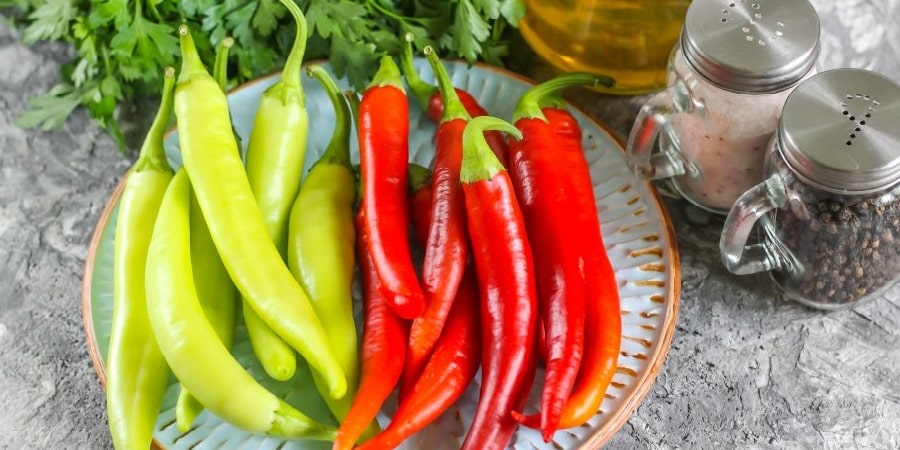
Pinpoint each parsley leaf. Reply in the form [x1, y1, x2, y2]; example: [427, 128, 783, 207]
[110, 12, 178, 82]
[253, 0, 286, 37]
[452, 0, 491, 62]
[470, 0, 501, 20]
[10, 0, 525, 152]
[499, 0, 526, 25]
[21, 0, 76, 42]
[330, 30, 380, 88]
[87, 0, 130, 30]
[14, 83, 83, 131]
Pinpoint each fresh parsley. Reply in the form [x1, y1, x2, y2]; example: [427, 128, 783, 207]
[6, 0, 526, 152]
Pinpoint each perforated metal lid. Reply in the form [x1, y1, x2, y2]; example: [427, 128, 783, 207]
[682, 0, 820, 93]
[778, 68, 900, 194]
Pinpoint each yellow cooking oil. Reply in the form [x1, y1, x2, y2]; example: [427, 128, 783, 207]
[520, 0, 690, 94]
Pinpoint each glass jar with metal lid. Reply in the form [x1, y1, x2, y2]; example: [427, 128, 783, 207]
[625, 0, 821, 214]
[720, 68, 900, 310]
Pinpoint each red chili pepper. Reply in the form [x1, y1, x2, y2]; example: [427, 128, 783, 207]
[505, 79, 591, 442]
[548, 102, 623, 429]
[400, 33, 508, 165]
[399, 48, 474, 396]
[356, 164, 481, 450]
[457, 116, 537, 450]
[503, 73, 612, 441]
[512, 80, 622, 432]
[332, 212, 408, 450]
[358, 55, 425, 320]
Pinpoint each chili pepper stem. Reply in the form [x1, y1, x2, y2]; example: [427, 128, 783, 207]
[400, 32, 437, 109]
[513, 72, 615, 122]
[306, 65, 352, 169]
[423, 46, 469, 122]
[133, 66, 175, 173]
[176, 26, 208, 84]
[213, 37, 234, 91]
[344, 90, 360, 123]
[271, 0, 307, 93]
[460, 116, 521, 183]
[367, 55, 405, 91]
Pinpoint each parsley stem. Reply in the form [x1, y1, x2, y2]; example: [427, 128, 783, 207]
[101, 44, 113, 80]
[147, 0, 164, 22]
[133, 0, 143, 20]
[364, 0, 428, 25]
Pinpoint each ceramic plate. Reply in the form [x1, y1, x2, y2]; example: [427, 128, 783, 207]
[82, 60, 681, 449]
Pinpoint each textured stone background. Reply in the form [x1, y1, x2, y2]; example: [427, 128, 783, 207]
[1, 1, 899, 449]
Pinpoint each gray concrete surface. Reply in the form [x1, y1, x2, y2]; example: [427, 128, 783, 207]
[1, 1, 899, 449]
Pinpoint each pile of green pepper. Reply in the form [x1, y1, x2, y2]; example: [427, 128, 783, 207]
[106, 2, 623, 448]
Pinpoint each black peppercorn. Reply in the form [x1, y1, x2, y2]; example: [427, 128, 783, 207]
[769, 155, 900, 306]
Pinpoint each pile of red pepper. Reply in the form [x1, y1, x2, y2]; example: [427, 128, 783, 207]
[336, 36, 623, 449]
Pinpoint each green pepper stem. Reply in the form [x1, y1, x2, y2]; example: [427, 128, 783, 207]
[460, 116, 522, 184]
[513, 72, 615, 122]
[307, 65, 351, 168]
[424, 45, 469, 122]
[367, 55, 405, 92]
[344, 91, 360, 128]
[537, 93, 569, 111]
[134, 66, 175, 173]
[276, 0, 308, 89]
[400, 32, 437, 110]
[177, 25, 210, 83]
[213, 37, 234, 92]
[407, 163, 433, 193]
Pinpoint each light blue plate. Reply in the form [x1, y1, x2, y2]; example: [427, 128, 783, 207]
[83, 59, 681, 449]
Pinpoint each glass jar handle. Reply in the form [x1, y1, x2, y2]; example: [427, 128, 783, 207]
[719, 174, 792, 275]
[625, 79, 700, 180]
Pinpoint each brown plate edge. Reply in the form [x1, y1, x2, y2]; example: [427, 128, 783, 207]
[81, 174, 126, 388]
[80, 61, 683, 450]
[579, 184, 682, 450]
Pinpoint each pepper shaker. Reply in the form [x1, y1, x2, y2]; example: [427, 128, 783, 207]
[625, 0, 821, 213]
[720, 68, 900, 310]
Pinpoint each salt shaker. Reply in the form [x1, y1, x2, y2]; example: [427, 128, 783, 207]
[625, 0, 821, 213]
[720, 68, 900, 310]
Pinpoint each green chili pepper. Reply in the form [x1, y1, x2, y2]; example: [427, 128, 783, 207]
[145, 169, 336, 440]
[239, 0, 314, 383]
[174, 36, 239, 432]
[287, 65, 377, 437]
[244, 0, 309, 252]
[105, 66, 175, 450]
[242, 303, 297, 380]
[173, 25, 347, 398]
